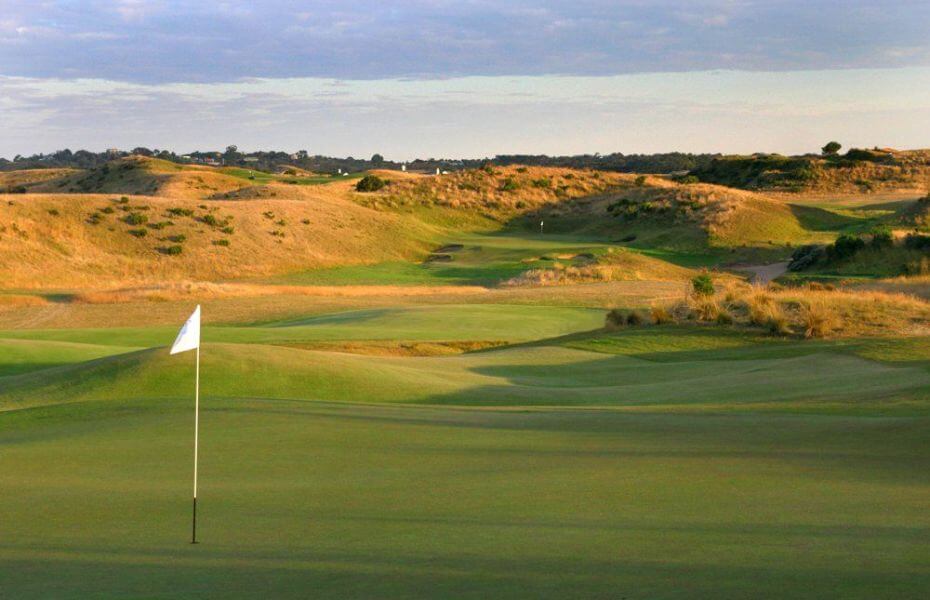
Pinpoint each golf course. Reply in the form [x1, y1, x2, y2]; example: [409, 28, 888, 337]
[2, 155, 930, 598]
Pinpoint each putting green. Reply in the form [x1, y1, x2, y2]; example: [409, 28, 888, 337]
[1, 400, 928, 598]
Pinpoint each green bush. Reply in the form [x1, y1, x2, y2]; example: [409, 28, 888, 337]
[161, 245, 183, 255]
[221, 226, 235, 234]
[167, 207, 194, 217]
[124, 212, 148, 226]
[355, 175, 386, 192]
[500, 177, 519, 192]
[47, 209, 59, 216]
[606, 309, 649, 329]
[827, 234, 865, 261]
[870, 226, 893, 249]
[128, 228, 147, 238]
[691, 273, 715, 296]
[531, 177, 551, 189]
[212, 239, 230, 247]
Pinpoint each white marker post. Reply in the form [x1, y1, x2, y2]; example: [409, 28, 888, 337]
[170, 305, 202, 544]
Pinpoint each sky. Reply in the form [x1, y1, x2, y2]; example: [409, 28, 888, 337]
[1, 0, 929, 159]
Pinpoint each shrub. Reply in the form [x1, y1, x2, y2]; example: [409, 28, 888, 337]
[531, 177, 551, 189]
[117, 197, 130, 204]
[606, 309, 648, 329]
[691, 273, 715, 296]
[212, 239, 230, 247]
[200, 214, 219, 227]
[500, 177, 519, 192]
[221, 226, 235, 234]
[904, 233, 930, 250]
[355, 174, 386, 192]
[149, 221, 170, 230]
[161, 245, 183, 255]
[516, 167, 527, 173]
[827, 234, 865, 261]
[87, 212, 103, 225]
[124, 212, 148, 226]
[677, 175, 700, 184]
[650, 305, 672, 324]
[870, 226, 893, 249]
[822, 141, 842, 155]
[802, 302, 840, 338]
[788, 244, 825, 271]
[167, 207, 194, 217]
[100, 206, 115, 214]
[168, 234, 186, 243]
[128, 228, 147, 237]
[634, 175, 647, 187]
[691, 297, 721, 322]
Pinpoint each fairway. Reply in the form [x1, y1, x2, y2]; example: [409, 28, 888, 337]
[2, 305, 930, 598]
[2, 399, 928, 599]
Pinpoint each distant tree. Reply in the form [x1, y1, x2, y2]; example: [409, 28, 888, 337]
[371, 153, 384, 165]
[132, 147, 153, 156]
[355, 174, 386, 192]
[225, 145, 238, 154]
[821, 141, 842, 156]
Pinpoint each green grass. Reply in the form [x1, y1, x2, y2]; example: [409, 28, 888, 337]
[281, 233, 622, 286]
[3, 308, 930, 597]
[0, 305, 606, 348]
[220, 167, 364, 186]
[1, 398, 928, 598]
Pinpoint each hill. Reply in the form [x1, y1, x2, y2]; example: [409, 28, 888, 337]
[32, 156, 251, 199]
[691, 149, 930, 193]
[0, 168, 80, 192]
[0, 187, 448, 288]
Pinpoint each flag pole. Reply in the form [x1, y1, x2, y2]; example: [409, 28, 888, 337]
[192, 344, 200, 544]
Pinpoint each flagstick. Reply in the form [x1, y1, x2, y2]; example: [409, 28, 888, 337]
[192, 345, 200, 544]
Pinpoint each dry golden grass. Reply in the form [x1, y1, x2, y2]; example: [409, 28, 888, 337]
[0, 168, 79, 189]
[72, 282, 488, 304]
[0, 186, 444, 288]
[664, 280, 930, 337]
[0, 295, 49, 309]
[504, 248, 694, 287]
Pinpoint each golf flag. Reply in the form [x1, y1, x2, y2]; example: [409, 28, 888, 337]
[170, 305, 202, 544]
[170, 305, 200, 355]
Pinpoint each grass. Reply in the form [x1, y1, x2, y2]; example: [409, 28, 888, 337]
[2, 302, 930, 598]
[220, 167, 365, 186]
[2, 400, 927, 599]
[4, 162, 930, 597]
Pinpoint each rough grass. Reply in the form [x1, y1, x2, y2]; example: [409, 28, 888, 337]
[662, 281, 930, 338]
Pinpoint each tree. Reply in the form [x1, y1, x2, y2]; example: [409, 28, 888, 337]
[821, 141, 841, 156]
[355, 174, 385, 192]
[225, 145, 238, 155]
[371, 153, 384, 165]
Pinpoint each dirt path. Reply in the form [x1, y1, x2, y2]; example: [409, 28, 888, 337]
[737, 262, 790, 284]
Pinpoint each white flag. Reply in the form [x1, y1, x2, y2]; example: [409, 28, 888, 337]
[170, 305, 201, 355]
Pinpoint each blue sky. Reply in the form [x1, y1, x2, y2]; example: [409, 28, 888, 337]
[1, 1, 929, 158]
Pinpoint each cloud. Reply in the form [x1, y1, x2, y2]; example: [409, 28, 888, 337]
[0, 1, 928, 83]
[3, 68, 930, 158]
